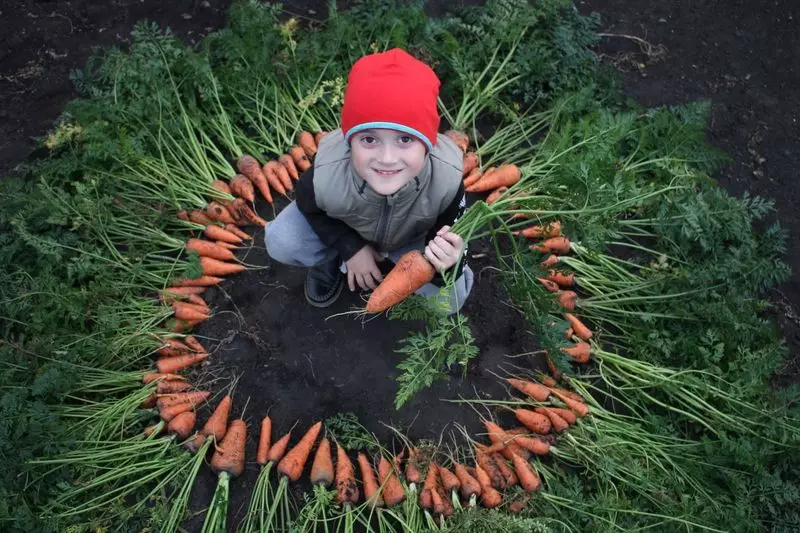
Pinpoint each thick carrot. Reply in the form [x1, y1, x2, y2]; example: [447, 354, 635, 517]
[172, 301, 210, 322]
[228, 198, 267, 227]
[466, 164, 520, 192]
[491, 452, 517, 486]
[483, 421, 529, 461]
[298, 131, 317, 158]
[548, 270, 574, 287]
[206, 201, 237, 225]
[366, 250, 435, 313]
[310, 437, 334, 487]
[200, 256, 246, 276]
[189, 210, 214, 226]
[562, 341, 591, 363]
[405, 448, 422, 484]
[156, 391, 210, 409]
[534, 407, 569, 432]
[474, 465, 502, 508]
[531, 237, 571, 254]
[142, 372, 185, 384]
[510, 452, 541, 493]
[514, 409, 552, 434]
[237, 155, 274, 204]
[268, 160, 293, 192]
[159, 401, 197, 422]
[557, 290, 578, 310]
[541, 254, 560, 268]
[256, 416, 272, 465]
[278, 421, 322, 481]
[266, 429, 292, 464]
[230, 174, 256, 203]
[444, 130, 470, 153]
[156, 352, 208, 374]
[262, 161, 288, 196]
[564, 313, 592, 340]
[314, 131, 328, 147]
[289, 145, 311, 172]
[506, 378, 551, 402]
[453, 462, 481, 498]
[211, 419, 247, 477]
[336, 444, 359, 504]
[486, 186, 508, 205]
[155, 338, 193, 358]
[549, 388, 590, 417]
[430, 486, 446, 516]
[167, 411, 196, 440]
[186, 238, 236, 262]
[419, 462, 438, 509]
[279, 154, 299, 180]
[437, 464, 461, 494]
[500, 432, 551, 456]
[475, 445, 505, 490]
[463, 167, 485, 187]
[538, 277, 559, 292]
[377, 455, 405, 507]
[201, 395, 232, 443]
[204, 224, 243, 244]
[161, 286, 206, 297]
[549, 407, 578, 426]
[514, 221, 562, 239]
[549, 385, 586, 404]
[462, 151, 479, 176]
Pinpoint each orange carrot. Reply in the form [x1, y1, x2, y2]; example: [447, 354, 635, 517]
[261, 162, 287, 196]
[430, 486, 446, 516]
[541, 254, 560, 268]
[510, 452, 541, 493]
[172, 301, 210, 322]
[159, 401, 197, 422]
[462, 151, 479, 176]
[268, 160, 293, 192]
[514, 221, 562, 239]
[156, 380, 192, 394]
[549, 387, 590, 418]
[298, 131, 317, 158]
[336, 444, 359, 504]
[183, 335, 204, 352]
[557, 290, 578, 310]
[562, 341, 591, 363]
[483, 421, 529, 461]
[564, 313, 592, 340]
[156, 391, 210, 410]
[202, 395, 232, 442]
[485, 186, 508, 205]
[211, 419, 247, 477]
[228, 198, 267, 227]
[142, 372, 185, 384]
[211, 179, 232, 200]
[156, 338, 193, 358]
[215, 240, 239, 250]
[160, 286, 206, 297]
[156, 352, 208, 374]
[230, 174, 256, 203]
[531, 237, 571, 254]
[453, 462, 481, 499]
[475, 445, 505, 490]
[538, 277, 559, 292]
[238, 155, 274, 204]
[200, 256, 246, 277]
[463, 167, 485, 188]
[534, 407, 569, 432]
[539, 375, 558, 388]
[491, 452, 517, 486]
[546, 354, 563, 381]
[549, 407, 578, 426]
[256, 416, 272, 465]
[514, 409, 552, 434]
[466, 164, 520, 192]
[314, 131, 328, 147]
[548, 270, 574, 287]
[167, 411, 196, 440]
[189, 210, 214, 226]
[474, 465, 502, 508]
[500, 432, 551, 456]
[506, 378, 551, 402]
[310, 437, 334, 487]
[377, 455, 405, 507]
[366, 250, 435, 313]
[419, 462, 438, 509]
[177, 210, 189, 221]
[206, 201, 237, 225]
[549, 385, 586, 404]
[204, 224, 243, 244]
[175, 275, 224, 288]
[279, 154, 299, 180]
[508, 494, 532, 514]
[437, 464, 461, 494]
[289, 146, 311, 172]
[405, 448, 422, 484]
[224, 223, 251, 241]
[444, 130, 470, 153]
[164, 318, 204, 333]
[187, 238, 236, 262]
[266, 429, 292, 464]
[278, 421, 322, 481]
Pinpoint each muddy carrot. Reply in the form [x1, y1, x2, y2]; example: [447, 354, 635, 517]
[534, 407, 569, 432]
[538, 277, 559, 292]
[508, 494, 532, 514]
[444, 130, 470, 153]
[189, 210, 214, 226]
[289, 146, 311, 172]
[514, 221, 562, 239]
[531, 237, 571, 254]
[562, 341, 591, 363]
[419, 462, 438, 509]
[491, 452, 517, 486]
[549, 388, 590, 417]
[548, 270, 574, 287]
[206, 201, 237, 225]
[466, 164, 520, 192]
[483, 420, 529, 461]
[156, 352, 208, 374]
[155, 338, 193, 358]
[366, 250, 435, 313]
[437, 464, 461, 494]
[557, 290, 578, 310]
[462, 151, 479, 176]
[514, 409, 552, 434]
[486, 186, 508, 205]
[237, 155, 273, 204]
[474, 465, 502, 508]
[405, 448, 422, 485]
[453, 462, 481, 499]
[378, 455, 405, 507]
[200, 256, 246, 276]
[336, 444, 359, 504]
[156, 391, 210, 410]
[279, 154, 299, 180]
[310, 437, 334, 487]
[430, 486, 446, 516]
[564, 313, 592, 340]
[510, 452, 541, 493]
[506, 378, 551, 401]
[211, 419, 247, 477]
[475, 445, 505, 490]
[228, 198, 267, 227]
[278, 421, 322, 481]
[167, 411, 196, 440]
[229, 174, 256, 203]
[263, 161, 291, 195]
[298, 131, 318, 158]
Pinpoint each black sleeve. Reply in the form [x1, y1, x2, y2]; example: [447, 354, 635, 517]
[425, 181, 467, 286]
[295, 166, 367, 262]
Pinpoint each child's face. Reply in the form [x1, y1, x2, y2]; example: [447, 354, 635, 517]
[349, 128, 427, 196]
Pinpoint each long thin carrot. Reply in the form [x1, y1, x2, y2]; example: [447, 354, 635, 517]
[310, 437, 334, 487]
[510, 452, 541, 493]
[256, 416, 272, 465]
[531, 237, 571, 254]
[453, 462, 481, 499]
[437, 464, 460, 494]
[266, 429, 292, 464]
[534, 407, 569, 432]
[204, 224, 243, 244]
[279, 154, 299, 180]
[466, 164, 520, 192]
[172, 301, 210, 322]
[167, 411, 196, 440]
[474, 465, 502, 508]
[564, 313, 593, 340]
[175, 275, 224, 287]
[211, 419, 247, 477]
[200, 256, 246, 276]
[430, 486, 446, 516]
[336, 444, 359, 504]
[278, 421, 322, 481]
[206, 201, 237, 225]
[549, 387, 590, 417]
[298, 131, 318, 158]
[419, 462, 438, 509]
[230, 174, 256, 203]
[506, 378, 551, 402]
[377, 455, 405, 507]
[462, 151, 479, 176]
[156, 352, 208, 374]
[491, 452, 517, 486]
[186, 239, 236, 262]
[366, 250, 435, 313]
[514, 409, 552, 434]
[562, 341, 591, 363]
[289, 146, 311, 172]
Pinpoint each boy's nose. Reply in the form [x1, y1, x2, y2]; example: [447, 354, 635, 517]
[376, 145, 398, 164]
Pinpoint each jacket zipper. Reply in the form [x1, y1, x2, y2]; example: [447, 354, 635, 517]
[374, 197, 393, 250]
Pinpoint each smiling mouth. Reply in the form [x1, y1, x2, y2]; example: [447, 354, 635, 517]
[373, 168, 403, 176]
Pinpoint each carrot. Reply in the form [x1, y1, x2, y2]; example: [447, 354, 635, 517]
[229, 174, 256, 203]
[419, 462, 438, 509]
[142, 372, 185, 384]
[514, 409, 552, 434]
[256, 416, 272, 465]
[140, 392, 157, 409]
[500, 432, 551, 456]
[224, 223, 251, 241]
[548, 407, 578, 426]
[366, 250, 435, 313]
[405, 448, 422, 484]
[228, 198, 268, 227]
[462, 151, 479, 176]
[564, 313, 593, 341]
[172, 301, 210, 322]
[186, 238, 236, 262]
[204, 224, 243, 244]
[189, 210, 214, 226]
[156, 380, 192, 394]
[475, 445, 505, 490]
[202, 395, 232, 442]
[206, 201, 237, 225]
[548, 270, 574, 287]
[506, 378, 551, 402]
[156, 352, 208, 374]
[430, 485, 446, 516]
[377, 455, 405, 507]
[437, 464, 460, 494]
[183, 335, 204, 352]
[157, 391, 210, 410]
[279, 154, 299, 180]
[298, 131, 318, 158]
[237, 154, 274, 204]
[314, 131, 328, 147]
[531, 237, 571, 254]
[266, 429, 292, 464]
[289, 145, 311, 172]
[268, 160, 293, 192]
[538, 277, 559, 292]
[508, 494, 532, 514]
[278, 421, 322, 481]
[557, 290, 578, 310]
[546, 354, 563, 381]
[453, 462, 481, 499]
[539, 375, 558, 388]
[215, 240, 239, 250]
[177, 210, 189, 221]
[534, 407, 569, 432]
[444, 130, 470, 153]
[167, 411, 196, 440]
[562, 341, 591, 363]
[161, 286, 206, 297]
[514, 221, 562, 239]
[165, 318, 204, 333]
[541, 254, 560, 268]
[310, 437, 334, 487]
[144, 423, 164, 437]
[211, 419, 247, 477]
[491, 452, 517, 486]
[483, 421, 529, 461]
[549, 387, 590, 418]
[549, 385, 586, 404]
[261, 162, 287, 196]
[200, 256, 246, 277]
[174, 276, 223, 288]
[463, 167, 485, 187]
[466, 164, 520, 192]
[510, 452, 541, 493]
[485, 186, 508, 205]
[474, 465, 502, 508]
[335, 444, 359, 504]
[155, 338, 193, 358]
[159, 401, 197, 422]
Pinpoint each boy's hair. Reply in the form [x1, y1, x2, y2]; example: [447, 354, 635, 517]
[341, 48, 441, 151]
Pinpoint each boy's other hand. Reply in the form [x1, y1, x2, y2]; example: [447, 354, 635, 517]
[345, 245, 384, 291]
[425, 225, 464, 273]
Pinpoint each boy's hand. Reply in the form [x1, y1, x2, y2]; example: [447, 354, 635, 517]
[424, 225, 464, 273]
[345, 245, 384, 291]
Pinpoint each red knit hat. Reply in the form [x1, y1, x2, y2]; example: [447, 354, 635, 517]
[341, 48, 440, 150]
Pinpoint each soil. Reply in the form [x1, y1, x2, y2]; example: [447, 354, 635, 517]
[3, 0, 799, 528]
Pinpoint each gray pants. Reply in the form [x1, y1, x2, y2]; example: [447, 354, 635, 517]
[265, 202, 474, 314]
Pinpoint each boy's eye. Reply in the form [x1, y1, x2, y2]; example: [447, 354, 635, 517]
[398, 135, 413, 144]
[360, 135, 376, 144]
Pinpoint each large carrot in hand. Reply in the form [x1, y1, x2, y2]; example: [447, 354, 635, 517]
[366, 250, 435, 313]
[335, 443, 359, 504]
[211, 419, 247, 477]
[310, 437, 334, 487]
[378, 455, 405, 507]
[278, 421, 322, 481]
[466, 164, 520, 192]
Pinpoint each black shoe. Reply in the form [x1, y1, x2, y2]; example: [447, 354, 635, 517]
[305, 258, 344, 308]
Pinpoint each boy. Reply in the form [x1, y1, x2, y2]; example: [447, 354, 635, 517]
[265, 48, 473, 313]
